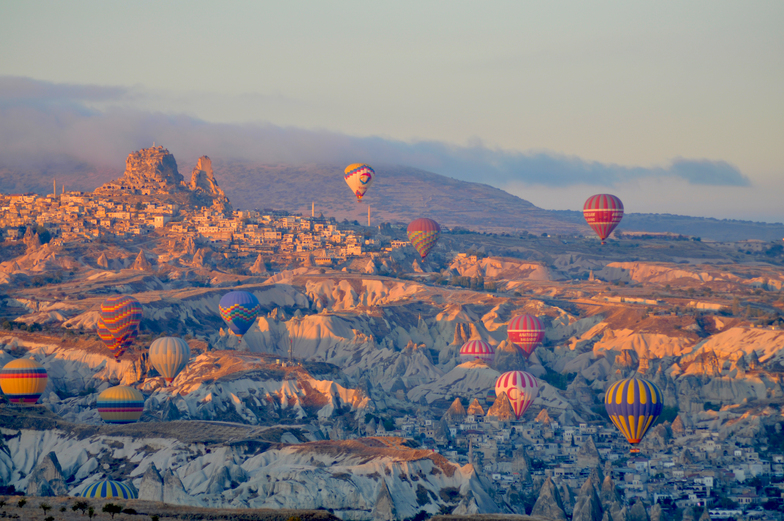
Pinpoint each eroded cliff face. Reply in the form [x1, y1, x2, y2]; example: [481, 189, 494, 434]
[96, 146, 183, 195]
[189, 156, 231, 213]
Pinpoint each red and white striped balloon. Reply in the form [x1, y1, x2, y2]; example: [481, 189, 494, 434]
[583, 194, 624, 244]
[507, 314, 544, 358]
[495, 370, 539, 419]
[459, 340, 495, 363]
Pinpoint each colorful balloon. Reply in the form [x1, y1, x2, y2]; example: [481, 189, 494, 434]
[99, 296, 142, 359]
[344, 163, 375, 202]
[583, 194, 624, 244]
[0, 358, 48, 404]
[407, 218, 441, 259]
[97, 386, 144, 424]
[495, 371, 539, 419]
[604, 376, 663, 449]
[79, 479, 137, 499]
[219, 291, 261, 337]
[459, 340, 495, 363]
[507, 314, 544, 358]
[149, 337, 191, 384]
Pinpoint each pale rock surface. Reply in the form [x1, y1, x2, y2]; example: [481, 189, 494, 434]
[576, 435, 601, 468]
[531, 476, 566, 521]
[132, 249, 152, 271]
[572, 477, 603, 521]
[97, 252, 109, 269]
[25, 451, 67, 497]
[138, 462, 163, 502]
[486, 391, 515, 422]
[628, 500, 649, 521]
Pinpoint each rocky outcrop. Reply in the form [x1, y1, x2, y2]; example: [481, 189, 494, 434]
[511, 447, 532, 484]
[467, 398, 484, 416]
[535, 408, 553, 424]
[576, 435, 601, 468]
[572, 478, 603, 521]
[162, 468, 191, 505]
[97, 146, 183, 195]
[600, 475, 621, 508]
[250, 254, 268, 275]
[25, 451, 67, 497]
[649, 503, 662, 521]
[371, 479, 396, 520]
[138, 462, 163, 502]
[531, 477, 567, 521]
[132, 249, 152, 271]
[486, 391, 515, 422]
[671, 415, 686, 437]
[189, 156, 231, 213]
[97, 252, 109, 269]
[443, 398, 467, 422]
[628, 500, 649, 521]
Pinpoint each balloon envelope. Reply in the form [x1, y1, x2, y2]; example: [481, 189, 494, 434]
[149, 337, 191, 384]
[507, 314, 544, 358]
[219, 291, 261, 337]
[344, 163, 375, 201]
[99, 296, 142, 358]
[459, 340, 495, 363]
[0, 358, 48, 404]
[407, 218, 441, 259]
[97, 386, 144, 424]
[79, 480, 137, 499]
[604, 376, 663, 445]
[495, 371, 539, 419]
[583, 194, 624, 244]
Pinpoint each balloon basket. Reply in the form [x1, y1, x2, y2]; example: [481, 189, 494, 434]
[629, 448, 640, 454]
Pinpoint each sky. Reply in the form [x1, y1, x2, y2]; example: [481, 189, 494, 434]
[1, 1, 783, 221]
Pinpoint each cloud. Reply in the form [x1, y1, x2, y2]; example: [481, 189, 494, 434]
[0, 76, 750, 190]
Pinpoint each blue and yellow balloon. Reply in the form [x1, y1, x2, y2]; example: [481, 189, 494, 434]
[149, 337, 190, 385]
[97, 386, 145, 424]
[604, 376, 663, 451]
[78, 479, 137, 499]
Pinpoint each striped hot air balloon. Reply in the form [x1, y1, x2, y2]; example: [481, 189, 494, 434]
[344, 163, 375, 202]
[507, 314, 544, 358]
[79, 479, 137, 499]
[99, 295, 142, 359]
[495, 371, 539, 419]
[459, 340, 495, 363]
[219, 291, 261, 337]
[407, 218, 441, 259]
[97, 386, 144, 424]
[0, 358, 48, 404]
[604, 376, 663, 451]
[583, 194, 624, 244]
[149, 337, 191, 384]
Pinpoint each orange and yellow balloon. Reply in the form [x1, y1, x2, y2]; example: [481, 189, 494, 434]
[97, 386, 145, 424]
[344, 164, 375, 202]
[0, 358, 48, 404]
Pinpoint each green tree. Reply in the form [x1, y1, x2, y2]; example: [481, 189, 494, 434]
[17, 499, 27, 508]
[88, 506, 95, 520]
[39, 503, 51, 516]
[103, 503, 123, 519]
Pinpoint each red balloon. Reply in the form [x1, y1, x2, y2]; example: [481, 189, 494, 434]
[507, 314, 544, 358]
[583, 194, 624, 244]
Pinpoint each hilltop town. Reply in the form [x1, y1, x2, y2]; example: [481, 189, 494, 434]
[2, 147, 784, 520]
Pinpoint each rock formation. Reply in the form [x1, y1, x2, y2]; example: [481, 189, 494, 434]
[97, 252, 109, 269]
[467, 398, 485, 416]
[511, 447, 532, 484]
[97, 146, 183, 195]
[600, 475, 621, 508]
[189, 156, 231, 213]
[486, 391, 515, 421]
[535, 408, 553, 424]
[250, 254, 268, 275]
[25, 451, 67, 497]
[371, 479, 397, 521]
[671, 415, 686, 437]
[628, 500, 649, 521]
[531, 476, 567, 521]
[572, 477, 603, 521]
[162, 468, 191, 505]
[138, 462, 163, 502]
[649, 503, 662, 521]
[132, 249, 152, 271]
[443, 398, 467, 422]
[576, 435, 601, 468]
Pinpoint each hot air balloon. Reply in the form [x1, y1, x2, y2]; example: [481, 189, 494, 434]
[344, 163, 375, 202]
[459, 340, 495, 363]
[78, 479, 137, 499]
[407, 218, 441, 259]
[219, 291, 261, 338]
[0, 358, 48, 404]
[149, 337, 191, 385]
[97, 386, 144, 424]
[583, 194, 624, 245]
[604, 376, 663, 452]
[99, 296, 142, 360]
[507, 314, 544, 358]
[495, 370, 539, 419]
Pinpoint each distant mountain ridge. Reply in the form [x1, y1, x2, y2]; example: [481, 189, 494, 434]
[2, 154, 783, 241]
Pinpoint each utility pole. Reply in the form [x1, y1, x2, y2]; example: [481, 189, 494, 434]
[367, 206, 370, 227]
[312, 201, 315, 218]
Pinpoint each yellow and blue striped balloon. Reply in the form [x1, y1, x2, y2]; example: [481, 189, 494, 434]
[97, 386, 144, 424]
[149, 337, 190, 384]
[0, 358, 48, 404]
[407, 218, 441, 259]
[79, 479, 136, 499]
[604, 376, 663, 446]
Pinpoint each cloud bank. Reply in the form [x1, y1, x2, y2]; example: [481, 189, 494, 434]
[0, 76, 750, 190]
